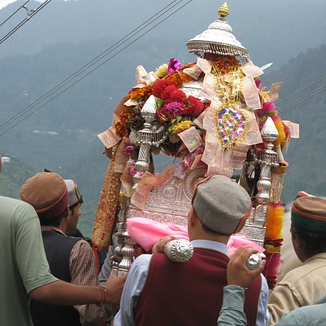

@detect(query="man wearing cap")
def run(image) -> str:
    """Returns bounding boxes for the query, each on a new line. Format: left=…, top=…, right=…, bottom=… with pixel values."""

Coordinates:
left=113, top=175, right=269, bottom=326
left=20, top=172, right=117, bottom=326
left=0, top=171, right=125, bottom=326
left=267, top=195, right=326, bottom=325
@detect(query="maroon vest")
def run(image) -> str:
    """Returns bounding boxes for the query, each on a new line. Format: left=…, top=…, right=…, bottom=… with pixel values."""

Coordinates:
left=135, top=248, right=261, bottom=326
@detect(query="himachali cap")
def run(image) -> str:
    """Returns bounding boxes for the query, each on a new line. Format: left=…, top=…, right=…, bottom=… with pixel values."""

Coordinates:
left=291, top=196, right=326, bottom=233
left=64, top=179, right=83, bottom=207
left=192, top=175, right=252, bottom=235
left=20, top=171, right=68, bottom=221
left=186, top=2, right=250, bottom=62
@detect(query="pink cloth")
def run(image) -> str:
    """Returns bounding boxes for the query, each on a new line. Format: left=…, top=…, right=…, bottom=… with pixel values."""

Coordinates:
left=127, top=217, right=264, bottom=255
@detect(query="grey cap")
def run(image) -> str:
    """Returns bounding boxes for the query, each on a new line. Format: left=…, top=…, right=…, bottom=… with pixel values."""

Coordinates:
left=192, top=175, right=251, bottom=235
left=64, top=179, right=83, bottom=207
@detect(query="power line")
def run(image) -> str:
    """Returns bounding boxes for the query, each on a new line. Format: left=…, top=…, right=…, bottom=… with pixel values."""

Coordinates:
left=0, top=0, right=52, bottom=44
left=276, top=75, right=326, bottom=105
left=0, top=0, right=30, bottom=27
left=0, top=0, right=191, bottom=136
left=279, top=84, right=326, bottom=114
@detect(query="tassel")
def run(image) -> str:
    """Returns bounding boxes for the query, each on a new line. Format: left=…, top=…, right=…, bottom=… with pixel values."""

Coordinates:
left=265, top=202, right=284, bottom=240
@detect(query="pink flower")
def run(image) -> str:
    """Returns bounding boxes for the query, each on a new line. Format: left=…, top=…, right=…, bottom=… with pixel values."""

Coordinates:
left=165, top=101, right=183, bottom=117
left=168, top=58, right=181, bottom=74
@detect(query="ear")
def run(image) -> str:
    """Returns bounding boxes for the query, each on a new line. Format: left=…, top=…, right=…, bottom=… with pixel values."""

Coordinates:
left=188, top=207, right=197, bottom=226
left=63, top=207, right=69, bottom=218
left=295, top=235, right=304, bottom=249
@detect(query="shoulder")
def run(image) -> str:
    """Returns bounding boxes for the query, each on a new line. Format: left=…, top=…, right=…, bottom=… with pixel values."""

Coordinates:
left=132, top=254, right=152, bottom=269
left=278, top=303, right=326, bottom=326
left=71, top=238, right=93, bottom=254
left=280, top=258, right=326, bottom=286
left=1, top=196, right=37, bottom=218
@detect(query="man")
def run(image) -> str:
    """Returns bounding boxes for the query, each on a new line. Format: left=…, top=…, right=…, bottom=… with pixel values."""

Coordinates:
left=217, top=246, right=326, bottom=326
left=113, top=175, right=269, bottom=326
left=0, top=159, right=125, bottom=326
left=22, top=172, right=113, bottom=326
left=267, top=194, right=326, bottom=324
left=65, top=179, right=107, bottom=274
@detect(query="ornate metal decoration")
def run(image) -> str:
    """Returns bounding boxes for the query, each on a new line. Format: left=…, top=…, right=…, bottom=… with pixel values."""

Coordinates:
left=186, top=2, right=249, bottom=62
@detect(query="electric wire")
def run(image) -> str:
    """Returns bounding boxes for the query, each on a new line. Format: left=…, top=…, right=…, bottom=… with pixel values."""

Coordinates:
left=279, top=83, right=326, bottom=114
left=0, top=0, right=191, bottom=136
left=276, top=75, right=326, bottom=105
left=0, top=0, right=52, bottom=44
left=0, top=0, right=30, bottom=27
left=0, top=0, right=181, bottom=130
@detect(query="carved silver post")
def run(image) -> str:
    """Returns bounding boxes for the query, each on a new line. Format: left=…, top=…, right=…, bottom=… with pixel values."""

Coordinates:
left=113, top=195, right=137, bottom=275
left=132, top=95, right=168, bottom=192
left=133, top=95, right=157, bottom=191
left=239, top=117, right=279, bottom=246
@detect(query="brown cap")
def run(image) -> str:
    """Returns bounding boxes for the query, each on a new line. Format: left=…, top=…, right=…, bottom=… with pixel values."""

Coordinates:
left=192, top=175, right=251, bottom=235
left=291, top=196, right=326, bottom=233
left=20, top=172, right=68, bottom=221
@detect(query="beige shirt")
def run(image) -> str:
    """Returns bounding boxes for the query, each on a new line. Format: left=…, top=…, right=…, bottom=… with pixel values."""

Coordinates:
left=268, top=252, right=326, bottom=325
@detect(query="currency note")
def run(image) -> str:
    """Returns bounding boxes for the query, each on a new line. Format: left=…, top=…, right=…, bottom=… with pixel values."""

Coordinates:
left=269, top=82, right=283, bottom=102
left=282, top=120, right=299, bottom=138
left=241, top=76, right=261, bottom=110
left=178, top=126, right=202, bottom=153
left=97, top=125, right=121, bottom=149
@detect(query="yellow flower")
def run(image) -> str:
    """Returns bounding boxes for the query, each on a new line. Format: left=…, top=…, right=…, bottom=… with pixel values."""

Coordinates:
left=171, top=120, right=193, bottom=134
left=155, top=64, right=168, bottom=78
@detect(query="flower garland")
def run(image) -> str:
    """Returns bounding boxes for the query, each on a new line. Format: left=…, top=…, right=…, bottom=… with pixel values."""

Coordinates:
left=115, top=58, right=206, bottom=158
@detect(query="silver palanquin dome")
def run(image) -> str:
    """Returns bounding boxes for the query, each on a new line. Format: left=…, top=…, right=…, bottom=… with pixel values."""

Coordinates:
left=186, top=2, right=250, bottom=62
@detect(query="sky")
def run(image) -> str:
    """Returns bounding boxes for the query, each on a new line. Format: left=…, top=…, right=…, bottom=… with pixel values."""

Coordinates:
left=0, top=0, right=68, bottom=10
left=0, top=0, right=17, bottom=9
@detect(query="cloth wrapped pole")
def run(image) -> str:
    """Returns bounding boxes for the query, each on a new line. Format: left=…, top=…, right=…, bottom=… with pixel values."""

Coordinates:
left=92, top=153, right=122, bottom=250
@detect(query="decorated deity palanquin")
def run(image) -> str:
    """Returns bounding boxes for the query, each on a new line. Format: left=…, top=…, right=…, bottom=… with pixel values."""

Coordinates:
left=92, top=2, right=299, bottom=289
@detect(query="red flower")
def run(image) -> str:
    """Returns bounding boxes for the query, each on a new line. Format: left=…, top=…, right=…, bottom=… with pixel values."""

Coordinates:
left=170, top=89, right=187, bottom=103
left=152, top=79, right=173, bottom=98
left=183, top=96, right=204, bottom=118
left=161, top=85, right=178, bottom=103
left=157, top=106, right=173, bottom=123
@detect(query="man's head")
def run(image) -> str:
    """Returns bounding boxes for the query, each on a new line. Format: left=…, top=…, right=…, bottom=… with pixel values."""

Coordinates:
left=291, top=195, right=326, bottom=261
left=20, top=171, right=68, bottom=226
left=64, top=179, right=83, bottom=233
left=190, top=175, right=251, bottom=240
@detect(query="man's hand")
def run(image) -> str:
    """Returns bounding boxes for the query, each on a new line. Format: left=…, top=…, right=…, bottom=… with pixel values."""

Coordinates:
left=227, top=246, right=265, bottom=289
left=104, top=270, right=127, bottom=303
left=151, top=235, right=176, bottom=254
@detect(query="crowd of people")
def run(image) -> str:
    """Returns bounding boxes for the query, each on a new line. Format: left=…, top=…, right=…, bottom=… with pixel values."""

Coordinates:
left=1, top=157, right=326, bottom=326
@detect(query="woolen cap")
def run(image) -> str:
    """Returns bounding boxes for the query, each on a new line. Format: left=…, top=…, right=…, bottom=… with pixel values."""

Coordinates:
left=192, top=175, right=251, bottom=235
left=64, top=179, right=83, bottom=207
left=291, top=196, right=326, bottom=233
left=20, top=172, right=68, bottom=221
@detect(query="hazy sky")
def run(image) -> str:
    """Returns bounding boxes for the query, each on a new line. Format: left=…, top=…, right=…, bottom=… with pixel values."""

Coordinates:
left=0, top=0, right=16, bottom=9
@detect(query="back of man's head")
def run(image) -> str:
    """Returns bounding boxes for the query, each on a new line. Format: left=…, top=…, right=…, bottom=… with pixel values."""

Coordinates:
left=291, top=195, right=326, bottom=257
left=291, top=196, right=326, bottom=233
left=20, top=171, right=68, bottom=223
left=192, top=175, right=251, bottom=235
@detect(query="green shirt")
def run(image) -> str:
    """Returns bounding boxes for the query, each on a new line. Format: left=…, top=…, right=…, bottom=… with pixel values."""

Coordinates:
left=0, top=196, right=57, bottom=326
